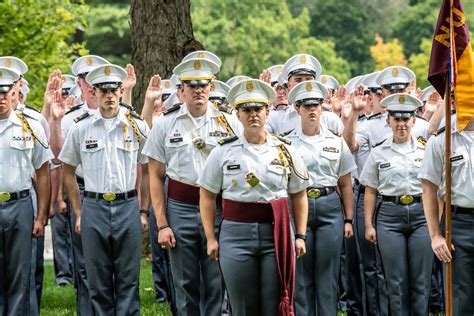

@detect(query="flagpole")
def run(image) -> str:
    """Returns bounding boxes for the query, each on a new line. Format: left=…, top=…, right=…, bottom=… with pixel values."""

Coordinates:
left=444, top=1, right=454, bottom=314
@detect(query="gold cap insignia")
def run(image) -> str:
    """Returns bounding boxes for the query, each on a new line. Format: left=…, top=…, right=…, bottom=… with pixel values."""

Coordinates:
left=398, top=95, right=405, bottom=103
left=300, top=55, right=307, bottom=63
left=0, top=70, right=3, bottom=77
left=321, top=76, right=327, bottom=84
left=86, top=56, right=94, bottom=66
left=194, top=60, right=201, bottom=70
left=165, top=81, right=171, bottom=89
left=246, top=80, right=254, bottom=91
left=104, top=65, right=112, bottom=75
left=197, top=52, right=204, bottom=58
left=211, top=82, right=216, bottom=89
left=306, top=82, right=313, bottom=91
left=392, top=68, right=399, bottom=76
left=277, top=66, right=283, bottom=74
left=4, top=58, right=12, bottom=67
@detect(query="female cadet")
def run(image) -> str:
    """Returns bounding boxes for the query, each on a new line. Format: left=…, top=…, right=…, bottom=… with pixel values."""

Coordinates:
left=284, top=81, right=357, bottom=316
left=198, top=79, right=310, bottom=315
left=359, top=93, right=433, bottom=316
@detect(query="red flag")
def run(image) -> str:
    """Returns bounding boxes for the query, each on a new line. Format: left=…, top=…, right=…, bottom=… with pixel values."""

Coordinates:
left=428, top=0, right=474, bottom=131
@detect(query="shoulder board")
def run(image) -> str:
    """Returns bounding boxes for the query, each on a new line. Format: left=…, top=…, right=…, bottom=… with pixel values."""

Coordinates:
left=436, top=126, right=445, bottom=136
left=25, top=104, right=40, bottom=113
left=218, top=105, right=233, bottom=115
left=358, top=114, right=366, bottom=121
left=218, top=135, right=239, bottom=145
left=415, top=114, right=427, bottom=122
left=163, top=104, right=181, bottom=116
left=279, top=128, right=294, bottom=137
left=372, top=138, right=387, bottom=148
left=368, top=112, right=382, bottom=120
left=120, top=102, right=135, bottom=111
left=20, top=111, right=39, bottom=121
left=129, top=110, right=143, bottom=120
left=65, top=104, right=83, bottom=115
left=417, top=136, right=427, bottom=146
left=274, top=135, right=292, bottom=145
left=74, top=112, right=90, bottom=123
left=328, top=129, right=341, bottom=137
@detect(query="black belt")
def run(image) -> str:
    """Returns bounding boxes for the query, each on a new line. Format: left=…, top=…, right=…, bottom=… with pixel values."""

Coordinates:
left=0, top=189, right=30, bottom=202
left=84, top=190, right=137, bottom=202
left=307, top=186, right=336, bottom=199
left=382, top=195, right=421, bottom=205
left=452, top=205, right=474, bottom=215
left=76, top=176, right=84, bottom=186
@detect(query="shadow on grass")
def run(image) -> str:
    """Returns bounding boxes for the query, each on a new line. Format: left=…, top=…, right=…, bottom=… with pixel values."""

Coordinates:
left=41, top=260, right=172, bottom=316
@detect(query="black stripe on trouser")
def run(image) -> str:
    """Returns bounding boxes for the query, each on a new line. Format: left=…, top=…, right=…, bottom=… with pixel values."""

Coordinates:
left=373, top=200, right=392, bottom=315
left=217, top=219, right=232, bottom=315
left=352, top=185, right=368, bottom=314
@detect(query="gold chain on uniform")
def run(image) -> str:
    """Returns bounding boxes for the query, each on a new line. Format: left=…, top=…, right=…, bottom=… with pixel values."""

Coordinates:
left=17, top=113, right=37, bottom=145
left=277, top=143, right=309, bottom=180
left=125, top=112, right=141, bottom=144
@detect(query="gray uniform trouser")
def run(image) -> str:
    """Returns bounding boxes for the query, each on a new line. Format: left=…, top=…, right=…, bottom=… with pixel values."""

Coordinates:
left=295, top=191, right=343, bottom=316
left=81, top=196, right=141, bottom=316
left=0, top=196, right=34, bottom=315
left=442, top=211, right=474, bottom=316
left=375, top=201, right=433, bottom=316
left=219, top=220, right=279, bottom=316
left=354, top=186, right=388, bottom=316
left=51, top=203, right=73, bottom=285
left=29, top=187, right=43, bottom=315
left=167, top=198, right=223, bottom=316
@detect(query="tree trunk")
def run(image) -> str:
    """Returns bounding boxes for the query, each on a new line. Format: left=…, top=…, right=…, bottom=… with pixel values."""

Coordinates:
left=130, top=0, right=203, bottom=113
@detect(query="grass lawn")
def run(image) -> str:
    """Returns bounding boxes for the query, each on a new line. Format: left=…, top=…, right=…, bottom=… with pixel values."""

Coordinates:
left=41, top=260, right=172, bottom=316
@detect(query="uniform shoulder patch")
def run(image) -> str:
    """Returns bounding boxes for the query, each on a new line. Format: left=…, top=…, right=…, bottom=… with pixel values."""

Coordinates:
left=367, top=112, right=382, bottom=120
left=279, top=128, right=294, bottom=137
left=372, top=138, right=387, bottom=148
left=73, top=112, right=90, bottom=123
left=163, top=104, right=181, bottom=115
left=65, top=104, right=83, bottom=115
left=25, top=104, right=40, bottom=113
left=20, top=111, right=39, bottom=121
left=436, top=126, right=445, bottom=136
left=417, top=136, right=427, bottom=146
left=274, top=135, right=292, bottom=145
left=218, top=135, right=239, bottom=145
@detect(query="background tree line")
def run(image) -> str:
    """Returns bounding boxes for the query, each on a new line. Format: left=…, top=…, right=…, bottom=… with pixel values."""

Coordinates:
left=1, top=0, right=473, bottom=108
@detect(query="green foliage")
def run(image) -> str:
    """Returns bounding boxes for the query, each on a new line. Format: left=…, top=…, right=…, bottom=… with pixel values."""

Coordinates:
left=408, top=38, right=432, bottom=88
left=309, top=0, right=375, bottom=76
left=0, top=0, right=88, bottom=109
left=84, top=3, right=131, bottom=66
left=390, top=0, right=439, bottom=57
left=191, top=0, right=351, bottom=83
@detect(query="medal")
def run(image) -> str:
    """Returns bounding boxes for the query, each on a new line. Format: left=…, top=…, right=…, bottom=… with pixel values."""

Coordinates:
left=245, top=172, right=260, bottom=187
left=193, top=137, right=206, bottom=150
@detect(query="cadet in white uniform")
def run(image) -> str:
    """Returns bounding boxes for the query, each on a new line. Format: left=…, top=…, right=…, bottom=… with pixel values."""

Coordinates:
left=360, top=94, right=433, bottom=316
left=198, top=79, right=310, bottom=315
left=265, top=54, right=344, bottom=136
left=419, top=117, right=474, bottom=316
left=59, top=64, right=149, bottom=315
left=143, top=58, right=242, bottom=315
left=0, top=67, right=52, bottom=315
left=284, top=81, right=356, bottom=316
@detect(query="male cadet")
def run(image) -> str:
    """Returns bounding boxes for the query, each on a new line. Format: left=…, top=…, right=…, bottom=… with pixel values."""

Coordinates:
left=209, top=80, right=232, bottom=113
left=49, top=54, right=110, bottom=316
left=265, top=53, right=344, bottom=136
left=419, top=116, right=474, bottom=316
left=142, top=57, right=242, bottom=315
left=0, top=67, right=52, bottom=315
left=0, top=56, right=51, bottom=314
left=59, top=64, right=150, bottom=315
left=267, top=64, right=289, bottom=111
left=226, top=75, right=251, bottom=88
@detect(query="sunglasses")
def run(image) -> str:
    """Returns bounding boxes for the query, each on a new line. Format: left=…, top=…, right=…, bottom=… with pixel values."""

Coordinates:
left=392, top=116, right=412, bottom=122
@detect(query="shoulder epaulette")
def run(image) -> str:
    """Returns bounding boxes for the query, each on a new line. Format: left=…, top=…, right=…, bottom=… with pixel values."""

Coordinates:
left=328, top=129, right=341, bottom=137
left=415, top=114, right=427, bottom=122
left=25, top=104, right=40, bottom=113
left=417, top=136, right=427, bottom=146
left=120, top=102, right=135, bottom=112
left=275, top=135, right=292, bottom=145
left=65, top=104, right=83, bottom=115
left=163, top=104, right=181, bottom=115
left=279, top=129, right=294, bottom=137
left=74, top=112, right=90, bottom=123
left=218, top=135, right=238, bottom=145
left=358, top=114, right=366, bottom=121
left=367, top=112, right=382, bottom=120
left=129, top=110, right=143, bottom=120
left=21, top=111, right=39, bottom=121
left=436, top=126, right=446, bottom=136
left=218, top=105, right=233, bottom=115
left=372, top=138, right=387, bottom=148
